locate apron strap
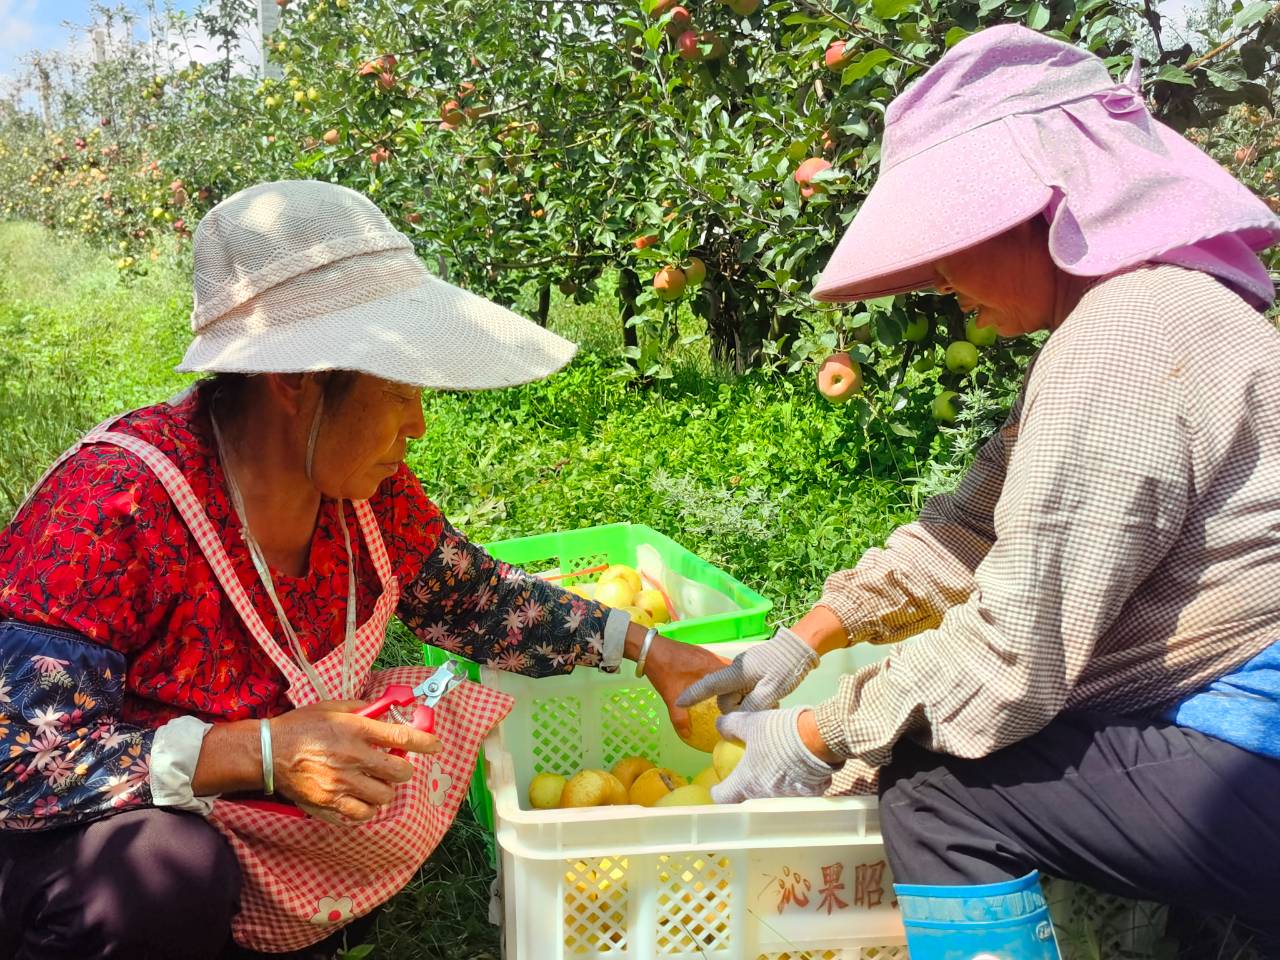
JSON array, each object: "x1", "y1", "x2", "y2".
[{"x1": 85, "y1": 430, "x2": 313, "y2": 692}]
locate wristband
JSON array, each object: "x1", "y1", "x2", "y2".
[{"x1": 259, "y1": 718, "x2": 275, "y2": 796}]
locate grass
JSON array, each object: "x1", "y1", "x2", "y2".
[{"x1": 0, "y1": 222, "x2": 1257, "y2": 960}]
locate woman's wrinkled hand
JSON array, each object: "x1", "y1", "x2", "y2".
[
  {"x1": 267, "y1": 700, "x2": 441, "y2": 824},
  {"x1": 641, "y1": 637, "x2": 732, "y2": 740}
]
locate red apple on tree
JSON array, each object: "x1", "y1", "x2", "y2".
[
  {"x1": 794, "y1": 157, "x2": 832, "y2": 198},
  {"x1": 825, "y1": 40, "x2": 854, "y2": 71},
  {"x1": 663, "y1": 5, "x2": 692, "y2": 34},
  {"x1": 369, "y1": 145, "x2": 390, "y2": 165},
  {"x1": 817, "y1": 353, "x2": 862, "y2": 403},
  {"x1": 653, "y1": 265, "x2": 688, "y2": 300},
  {"x1": 377, "y1": 71, "x2": 395, "y2": 91},
  {"x1": 322, "y1": 128, "x2": 340, "y2": 145},
  {"x1": 633, "y1": 234, "x2": 659, "y2": 250}
]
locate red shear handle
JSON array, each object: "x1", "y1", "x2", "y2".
[{"x1": 355, "y1": 687, "x2": 437, "y2": 758}]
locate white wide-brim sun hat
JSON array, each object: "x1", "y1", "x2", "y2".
[{"x1": 177, "y1": 179, "x2": 577, "y2": 390}]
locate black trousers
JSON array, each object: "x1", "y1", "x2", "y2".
[
  {"x1": 0, "y1": 808, "x2": 379, "y2": 960},
  {"x1": 880, "y1": 713, "x2": 1280, "y2": 956}
]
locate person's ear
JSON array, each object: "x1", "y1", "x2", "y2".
[{"x1": 261, "y1": 373, "x2": 312, "y2": 417}]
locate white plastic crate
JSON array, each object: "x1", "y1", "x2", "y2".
[{"x1": 481, "y1": 641, "x2": 910, "y2": 959}]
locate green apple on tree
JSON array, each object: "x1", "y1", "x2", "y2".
[
  {"x1": 965, "y1": 316, "x2": 998, "y2": 347},
  {"x1": 945, "y1": 340, "x2": 979, "y2": 374}
]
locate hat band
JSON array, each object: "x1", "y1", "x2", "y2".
[{"x1": 207, "y1": 248, "x2": 427, "y2": 338}]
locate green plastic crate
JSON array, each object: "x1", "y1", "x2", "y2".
[{"x1": 423, "y1": 522, "x2": 773, "y2": 846}]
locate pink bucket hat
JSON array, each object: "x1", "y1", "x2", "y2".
[{"x1": 811, "y1": 24, "x2": 1280, "y2": 308}]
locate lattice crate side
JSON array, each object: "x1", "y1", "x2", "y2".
[
  {"x1": 559, "y1": 550, "x2": 612, "y2": 588},
  {"x1": 653, "y1": 850, "x2": 738, "y2": 957},
  {"x1": 529, "y1": 693, "x2": 586, "y2": 777},
  {"x1": 596, "y1": 680, "x2": 664, "y2": 770},
  {"x1": 563, "y1": 855, "x2": 631, "y2": 956}
]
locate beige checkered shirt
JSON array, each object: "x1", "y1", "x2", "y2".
[{"x1": 813, "y1": 264, "x2": 1280, "y2": 795}]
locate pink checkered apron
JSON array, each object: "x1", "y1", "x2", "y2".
[{"x1": 31, "y1": 415, "x2": 513, "y2": 952}]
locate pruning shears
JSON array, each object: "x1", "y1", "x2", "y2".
[
  {"x1": 354, "y1": 660, "x2": 465, "y2": 755},
  {"x1": 237, "y1": 661, "x2": 465, "y2": 817}
]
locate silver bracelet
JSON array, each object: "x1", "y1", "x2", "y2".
[
  {"x1": 259, "y1": 718, "x2": 275, "y2": 796},
  {"x1": 634, "y1": 627, "x2": 659, "y2": 678}
]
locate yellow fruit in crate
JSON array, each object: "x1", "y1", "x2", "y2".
[
  {"x1": 712, "y1": 738, "x2": 747, "y2": 781},
  {"x1": 610, "y1": 755, "x2": 655, "y2": 791},
  {"x1": 603, "y1": 771, "x2": 629, "y2": 805},
  {"x1": 527, "y1": 772, "x2": 567, "y2": 809},
  {"x1": 692, "y1": 766, "x2": 721, "y2": 789},
  {"x1": 566, "y1": 584, "x2": 593, "y2": 599},
  {"x1": 621, "y1": 605, "x2": 654, "y2": 628},
  {"x1": 654, "y1": 784, "x2": 715, "y2": 807},
  {"x1": 594, "y1": 579, "x2": 636, "y2": 609},
  {"x1": 560, "y1": 769, "x2": 613, "y2": 808},
  {"x1": 598, "y1": 563, "x2": 642, "y2": 595},
  {"x1": 680, "y1": 698, "x2": 722, "y2": 753},
  {"x1": 635, "y1": 588, "x2": 671, "y2": 624},
  {"x1": 629, "y1": 768, "x2": 687, "y2": 807}
]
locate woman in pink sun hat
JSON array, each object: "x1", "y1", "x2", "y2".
[{"x1": 681, "y1": 24, "x2": 1280, "y2": 959}]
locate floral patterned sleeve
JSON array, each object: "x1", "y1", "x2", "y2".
[
  {"x1": 398, "y1": 518, "x2": 612, "y2": 677},
  {"x1": 1, "y1": 621, "x2": 152, "y2": 830}
]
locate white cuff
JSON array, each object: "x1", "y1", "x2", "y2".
[
  {"x1": 600, "y1": 608, "x2": 630, "y2": 673},
  {"x1": 150, "y1": 715, "x2": 217, "y2": 815}
]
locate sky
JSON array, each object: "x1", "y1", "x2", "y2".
[
  {"x1": 0, "y1": 0, "x2": 206, "y2": 96},
  {"x1": 0, "y1": 0, "x2": 1209, "y2": 101}
]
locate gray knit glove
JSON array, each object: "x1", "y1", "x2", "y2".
[
  {"x1": 710, "y1": 707, "x2": 836, "y2": 803},
  {"x1": 676, "y1": 626, "x2": 819, "y2": 714}
]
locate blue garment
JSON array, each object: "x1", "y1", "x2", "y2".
[
  {"x1": 0, "y1": 620, "x2": 154, "y2": 829},
  {"x1": 894, "y1": 870, "x2": 1061, "y2": 960},
  {"x1": 1165, "y1": 639, "x2": 1280, "y2": 758}
]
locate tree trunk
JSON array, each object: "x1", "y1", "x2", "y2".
[
  {"x1": 618, "y1": 267, "x2": 640, "y2": 361},
  {"x1": 535, "y1": 283, "x2": 551, "y2": 327}
]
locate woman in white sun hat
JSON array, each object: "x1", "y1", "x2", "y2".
[
  {"x1": 681, "y1": 24, "x2": 1280, "y2": 960},
  {"x1": 0, "y1": 179, "x2": 723, "y2": 959}
]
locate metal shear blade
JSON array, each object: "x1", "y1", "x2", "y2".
[{"x1": 412, "y1": 659, "x2": 465, "y2": 707}]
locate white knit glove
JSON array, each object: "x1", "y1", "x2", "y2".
[
  {"x1": 710, "y1": 707, "x2": 836, "y2": 803},
  {"x1": 676, "y1": 626, "x2": 819, "y2": 714}
]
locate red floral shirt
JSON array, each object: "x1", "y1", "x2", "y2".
[{"x1": 0, "y1": 387, "x2": 607, "y2": 730}]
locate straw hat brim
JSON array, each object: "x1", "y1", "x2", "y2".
[{"x1": 177, "y1": 272, "x2": 578, "y2": 391}]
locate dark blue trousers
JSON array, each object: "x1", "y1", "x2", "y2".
[
  {"x1": 880, "y1": 713, "x2": 1280, "y2": 956},
  {"x1": 0, "y1": 807, "x2": 379, "y2": 959}
]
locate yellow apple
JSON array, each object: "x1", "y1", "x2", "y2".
[
  {"x1": 560, "y1": 769, "x2": 612, "y2": 808},
  {"x1": 610, "y1": 755, "x2": 655, "y2": 790},
  {"x1": 629, "y1": 768, "x2": 687, "y2": 807},
  {"x1": 681, "y1": 698, "x2": 722, "y2": 753},
  {"x1": 692, "y1": 766, "x2": 721, "y2": 789},
  {"x1": 654, "y1": 784, "x2": 715, "y2": 807},
  {"x1": 527, "y1": 772, "x2": 567, "y2": 809},
  {"x1": 598, "y1": 563, "x2": 642, "y2": 595},
  {"x1": 603, "y1": 771, "x2": 629, "y2": 805},
  {"x1": 593, "y1": 579, "x2": 635, "y2": 609},
  {"x1": 712, "y1": 739, "x2": 746, "y2": 781},
  {"x1": 621, "y1": 605, "x2": 654, "y2": 628},
  {"x1": 635, "y1": 588, "x2": 671, "y2": 624}
]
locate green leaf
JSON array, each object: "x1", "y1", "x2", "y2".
[
  {"x1": 1026, "y1": 1, "x2": 1050, "y2": 29},
  {"x1": 872, "y1": 0, "x2": 917, "y2": 20},
  {"x1": 1203, "y1": 67, "x2": 1241, "y2": 91},
  {"x1": 844, "y1": 48, "x2": 894, "y2": 81},
  {"x1": 945, "y1": 26, "x2": 971, "y2": 47},
  {"x1": 1232, "y1": 1, "x2": 1271, "y2": 31},
  {"x1": 1156, "y1": 64, "x2": 1196, "y2": 86}
]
